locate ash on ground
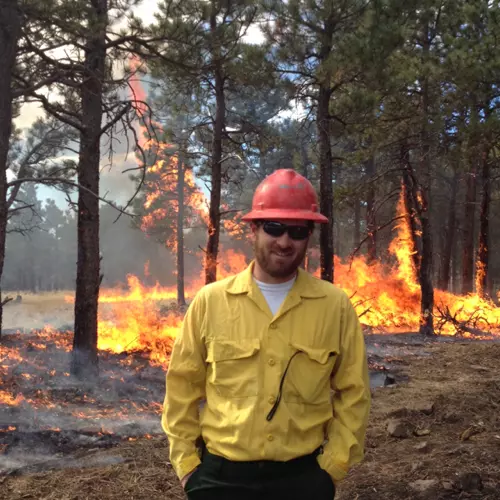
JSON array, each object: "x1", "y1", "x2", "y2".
[{"x1": 0, "y1": 330, "x2": 166, "y2": 474}]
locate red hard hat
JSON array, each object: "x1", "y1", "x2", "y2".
[{"x1": 242, "y1": 169, "x2": 328, "y2": 223}]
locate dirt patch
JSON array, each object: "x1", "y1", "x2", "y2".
[
  {"x1": 339, "y1": 341, "x2": 500, "y2": 499},
  {"x1": 1, "y1": 341, "x2": 500, "y2": 499}
]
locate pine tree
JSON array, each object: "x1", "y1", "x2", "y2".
[
  {"x1": 262, "y1": 0, "x2": 371, "y2": 282},
  {"x1": 151, "y1": 0, "x2": 267, "y2": 283}
]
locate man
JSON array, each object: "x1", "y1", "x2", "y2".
[{"x1": 162, "y1": 169, "x2": 370, "y2": 500}]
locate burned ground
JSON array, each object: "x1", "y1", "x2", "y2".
[{"x1": 1, "y1": 336, "x2": 499, "y2": 499}]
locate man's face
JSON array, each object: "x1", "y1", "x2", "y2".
[{"x1": 252, "y1": 219, "x2": 311, "y2": 281}]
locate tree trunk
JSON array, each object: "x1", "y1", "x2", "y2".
[
  {"x1": 317, "y1": 11, "x2": 335, "y2": 283},
  {"x1": 461, "y1": 163, "x2": 477, "y2": 295},
  {"x1": 299, "y1": 141, "x2": 310, "y2": 271},
  {"x1": 176, "y1": 154, "x2": 186, "y2": 307},
  {"x1": 417, "y1": 67, "x2": 434, "y2": 336},
  {"x1": 462, "y1": 103, "x2": 479, "y2": 295},
  {"x1": 318, "y1": 84, "x2": 334, "y2": 282},
  {"x1": 451, "y1": 229, "x2": 460, "y2": 294},
  {"x1": 365, "y1": 155, "x2": 376, "y2": 264},
  {"x1": 70, "y1": 0, "x2": 107, "y2": 378},
  {"x1": 400, "y1": 145, "x2": 420, "y2": 275},
  {"x1": 419, "y1": 201, "x2": 434, "y2": 336},
  {"x1": 401, "y1": 141, "x2": 434, "y2": 335},
  {"x1": 476, "y1": 149, "x2": 490, "y2": 297},
  {"x1": 205, "y1": 6, "x2": 224, "y2": 285},
  {"x1": 300, "y1": 142, "x2": 309, "y2": 179},
  {"x1": 0, "y1": 0, "x2": 21, "y2": 339},
  {"x1": 437, "y1": 169, "x2": 458, "y2": 291},
  {"x1": 353, "y1": 195, "x2": 360, "y2": 252}
]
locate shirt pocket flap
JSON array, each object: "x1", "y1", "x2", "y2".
[
  {"x1": 290, "y1": 342, "x2": 336, "y2": 365},
  {"x1": 207, "y1": 339, "x2": 260, "y2": 362}
]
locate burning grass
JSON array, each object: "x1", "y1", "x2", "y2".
[{"x1": 5, "y1": 186, "x2": 500, "y2": 349}]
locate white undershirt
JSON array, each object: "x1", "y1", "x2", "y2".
[{"x1": 254, "y1": 275, "x2": 296, "y2": 316}]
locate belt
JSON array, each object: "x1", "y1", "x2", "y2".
[{"x1": 201, "y1": 447, "x2": 323, "y2": 479}]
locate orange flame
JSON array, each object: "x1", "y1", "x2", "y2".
[
  {"x1": 0, "y1": 391, "x2": 24, "y2": 406},
  {"x1": 88, "y1": 181, "x2": 500, "y2": 364},
  {"x1": 29, "y1": 72, "x2": 495, "y2": 371}
]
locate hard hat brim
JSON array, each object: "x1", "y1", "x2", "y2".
[{"x1": 241, "y1": 209, "x2": 328, "y2": 223}]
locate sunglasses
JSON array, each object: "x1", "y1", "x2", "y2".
[{"x1": 260, "y1": 221, "x2": 312, "y2": 241}]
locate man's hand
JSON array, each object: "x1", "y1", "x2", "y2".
[{"x1": 181, "y1": 467, "x2": 199, "y2": 489}]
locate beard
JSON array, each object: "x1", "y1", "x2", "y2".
[{"x1": 254, "y1": 239, "x2": 307, "y2": 279}]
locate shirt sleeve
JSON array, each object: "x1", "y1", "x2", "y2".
[
  {"x1": 161, "y1": 290, "x2": 207, "y2": 480},
  {"x1": 317, "y1": 292, "x2": 371, "y2": 483}
]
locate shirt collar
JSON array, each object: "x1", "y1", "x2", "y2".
[{"x1": 225, "y1": 261, "x2": 327, "y2": 299}]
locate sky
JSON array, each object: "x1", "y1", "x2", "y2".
[{"x1": 14, "y1": 1, "x2": 266, "y2": 210}]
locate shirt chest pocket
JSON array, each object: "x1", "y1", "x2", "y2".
[
  {"x1": 206, "y1": 339, "x2": 260, "y2": 398},
  {"x1": 283, "y1": 343, "x2": 337, "y2": 404}
]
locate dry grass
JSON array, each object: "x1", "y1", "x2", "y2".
[
  {"x1": 0, "y1": 438, "x2": 184, "y2": 500},
  {"x1": 6, "y1": 291, "x2": 74, "y2": 303},
  {"x1": 3, "y1": 291, "x2": 74, "y2": 331},
  {"x1": 1, "y1": 341, "x2": 500, "y2": 499}
]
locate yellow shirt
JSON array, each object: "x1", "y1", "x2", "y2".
[{"x1": 162, "y1": 263, "x2": 370, "y2": 483}]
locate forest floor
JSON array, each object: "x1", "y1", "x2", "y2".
[
  {"x1": 3, "y1": 291, "x2": 74, "y2": 333},
  {"x1": 1, "y1": 297, "x2": 499, "y2": 499}
]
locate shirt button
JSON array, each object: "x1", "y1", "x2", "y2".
[
  {"x1": 268, "y1": 358, "x2": 276, "y2": 366},
  {"x1": 268, "y1": 396, "x2": 276, "y2": 404},
  {"x1": 270, "y1": 324, "x2": 277, "y2": 330},
  {"x1": 267, "y1": 434, "x2": 274, "y2": 442}
]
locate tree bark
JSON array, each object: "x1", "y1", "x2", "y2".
[
  {"x1": 401, "y1": 141, "x2": 434, "y2": 335},
  {"x1": 401, "y1": 154, "x2": 420, "y2": 276},
  {"x1": 418, "y1": 197, "x2": 434, "y2": 335},
  {"x1": 205, "y1": 4, "x2": 224, "y2": 285},
  {"x1": 318, "y1": 12, "x2": 335, "y2": 283},
  {"x1": 318, "y1": 84, "x2": 334, "y2": 282},
  {"x1": 365, "y1": 155, "x2": 376, "y2": 264},
  {"x1": 70, "y1": 0, "x2": 108, "y2": 378},
  {"x1": 0, "y1": 0, "x2": 21, "y2": 339},
  {"x1": 462, "y1": 103, "x2": 479, "y2": 295},
  {"x1": 438, "y1": 169, "x2": 458, "y2": 291},
  {"x1": 476, "y1": 149, "x2": 490, "y2": 297},
  {"x1": 353, "y1": 195, "x2": 360, "y2": 251},
  {"x1": 461, "y1": 162, "x2": 477, "y2": 295},
  {"x1": 409, "y1": 26, "x2": 435, "y2": 336},
  {"x1": 417, "y1": 71, "x2": 434, "y2": 336},
  {"x1": 300, "y1": 142, "x2": 309, "y2": 179},
  {"x1": 176, "y1": 154, "x2": 186, "y2": 307}
]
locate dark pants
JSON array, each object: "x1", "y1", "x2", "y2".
[{"x1": 184, "y1": 448, "x2": 335, "y2": 500}]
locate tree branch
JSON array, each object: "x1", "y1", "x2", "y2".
[{"x1": 8, "y1": 178, "x2": 135, "y2": 218}]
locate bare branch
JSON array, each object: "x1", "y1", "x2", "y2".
[
  {"x1": 100, "y1": 101, "x2": 132, "y2": 135},
  {"x1": 29, "y1": 91, "x2": 84, "y2": 132},
  {"x1": 8, "y1": 178, "x2": 135, "y2": 218},
  {"x1": 1, "y1": 297, "x2": 13, "y2": 307},
  {"x1": 348, "y1": 214, "x2": 407, "y2": 265}
]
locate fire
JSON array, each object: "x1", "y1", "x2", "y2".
[
  {"x1": 388, "y1": 188, "x2": 420, "y2": 294},
  {"x1": 5, "y1": 74, "x2": 497, "y2": 381},
  {"x1": 91, "y1": 185, "x2": 500, "y2": 360},
  {"x1": 96, "y1": 248, "x2": 248, "y2": 364},
  {"x1": 139, "y1": 154, "x2": 210, "y2": 254},
  {"x1": 0, "y1": 391, "x2": 24, "y2": 406},
  {"x1": 0, "y1": 426, "x2": 17, "y2": 432}
]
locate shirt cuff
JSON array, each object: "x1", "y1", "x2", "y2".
[
  {"x1": 177, "y1": 454, "x2": 202, "y2": 481},
  {"x1": 317, "y1": 451, "x2": 348, "y2": 483}
]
